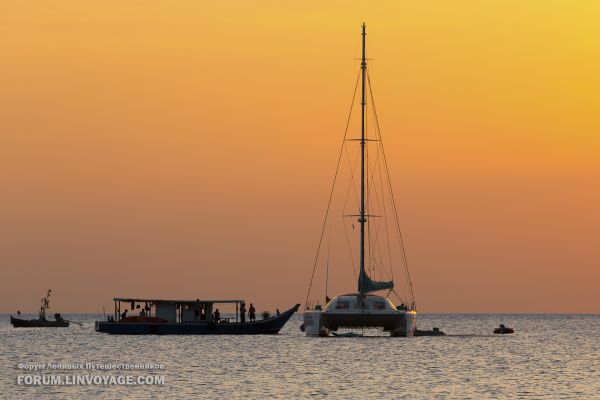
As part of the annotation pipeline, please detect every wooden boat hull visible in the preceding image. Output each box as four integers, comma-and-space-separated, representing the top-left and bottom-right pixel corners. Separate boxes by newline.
10, 316, 69, 328
95, 304, 300, 335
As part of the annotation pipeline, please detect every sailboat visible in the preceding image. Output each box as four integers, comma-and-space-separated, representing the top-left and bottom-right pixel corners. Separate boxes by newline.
302, 24, 417, 337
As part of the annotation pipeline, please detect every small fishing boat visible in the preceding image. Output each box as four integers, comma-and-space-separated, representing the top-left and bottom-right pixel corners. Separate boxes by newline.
95, 298, 299, 335
493, 324, 514, 334
415, 327, 446, 336
10, 289, 70, 328
10, 315, 69, 328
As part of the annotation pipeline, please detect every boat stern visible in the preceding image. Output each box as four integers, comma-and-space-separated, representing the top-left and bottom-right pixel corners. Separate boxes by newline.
391, 310, 417, 337
303, 309, 329, 336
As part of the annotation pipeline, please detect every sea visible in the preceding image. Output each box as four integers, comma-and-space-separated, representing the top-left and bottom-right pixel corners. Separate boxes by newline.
0, 313, 598, 399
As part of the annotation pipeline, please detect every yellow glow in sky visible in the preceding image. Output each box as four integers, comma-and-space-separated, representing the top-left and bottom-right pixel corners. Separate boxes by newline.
0, 1, 598, 312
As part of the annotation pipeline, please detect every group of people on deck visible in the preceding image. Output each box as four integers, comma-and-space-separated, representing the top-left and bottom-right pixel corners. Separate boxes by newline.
120, 303, 151, 320
238, 302, 256, 323
117, 300, 275, 323
191, 300, 258, 323
191, 300, 260, 323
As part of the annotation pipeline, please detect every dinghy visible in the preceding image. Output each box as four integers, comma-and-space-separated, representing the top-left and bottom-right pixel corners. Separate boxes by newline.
493, 324, 514, 334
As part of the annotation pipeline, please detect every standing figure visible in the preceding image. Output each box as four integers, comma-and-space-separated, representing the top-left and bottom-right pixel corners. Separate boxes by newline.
240, 302, 246, 323
248, 303, 256, 322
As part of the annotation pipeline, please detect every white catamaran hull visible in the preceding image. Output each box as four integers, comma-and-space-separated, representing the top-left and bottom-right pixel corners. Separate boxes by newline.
303, 295, 416, 337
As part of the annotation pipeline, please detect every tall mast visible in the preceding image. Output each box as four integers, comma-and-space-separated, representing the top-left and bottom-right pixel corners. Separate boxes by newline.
359, 23, 367, 298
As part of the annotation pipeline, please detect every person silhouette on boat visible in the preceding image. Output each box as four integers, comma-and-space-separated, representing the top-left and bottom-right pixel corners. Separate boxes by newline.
139, 308, 146, 317
240, 302, 246, 323
248, 303, 256, 322
194, 299, 201, 322
121, 309, 128, 320
213, 309, 221, 323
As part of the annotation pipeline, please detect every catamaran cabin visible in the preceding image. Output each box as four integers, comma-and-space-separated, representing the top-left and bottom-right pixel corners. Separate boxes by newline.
322, 294, 409, 312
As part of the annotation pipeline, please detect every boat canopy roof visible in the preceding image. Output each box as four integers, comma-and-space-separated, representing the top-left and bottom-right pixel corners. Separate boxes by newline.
113, 298, 244, 304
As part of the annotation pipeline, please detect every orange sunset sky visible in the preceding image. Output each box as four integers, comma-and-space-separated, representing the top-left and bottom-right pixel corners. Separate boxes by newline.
1, 1, 598, 313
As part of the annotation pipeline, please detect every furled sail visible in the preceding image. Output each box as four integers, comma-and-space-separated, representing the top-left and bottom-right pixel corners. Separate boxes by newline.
358, 269, 394, 293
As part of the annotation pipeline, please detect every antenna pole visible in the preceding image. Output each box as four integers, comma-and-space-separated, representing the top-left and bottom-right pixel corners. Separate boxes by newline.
359, 22, 367, 299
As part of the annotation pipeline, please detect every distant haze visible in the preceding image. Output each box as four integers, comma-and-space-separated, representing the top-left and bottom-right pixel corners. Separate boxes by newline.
1, 1, 598, 313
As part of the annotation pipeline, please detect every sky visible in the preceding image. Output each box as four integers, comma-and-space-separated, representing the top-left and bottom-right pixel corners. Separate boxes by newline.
1, 1, 598, 313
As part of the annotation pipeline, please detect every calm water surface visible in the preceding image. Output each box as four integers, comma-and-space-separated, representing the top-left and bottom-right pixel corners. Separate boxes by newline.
0, 313, 598, 399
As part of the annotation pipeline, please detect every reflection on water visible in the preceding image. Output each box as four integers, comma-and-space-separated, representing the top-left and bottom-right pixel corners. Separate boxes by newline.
1, 314, 598, 399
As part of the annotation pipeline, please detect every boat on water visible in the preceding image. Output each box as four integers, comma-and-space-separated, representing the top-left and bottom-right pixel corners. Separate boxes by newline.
493, 324, 514, 334
415, 327, 446, 336
10, 315, 69, 328
304, 295, 415, 337
303, 24, 417, 337
10, 289, 70, 328
95, 298, 299, 335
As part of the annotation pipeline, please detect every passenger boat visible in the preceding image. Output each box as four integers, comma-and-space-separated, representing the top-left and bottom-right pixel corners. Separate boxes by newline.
302, 24, 417, 337
10, 289, 70, 328
95, 298, 299, 335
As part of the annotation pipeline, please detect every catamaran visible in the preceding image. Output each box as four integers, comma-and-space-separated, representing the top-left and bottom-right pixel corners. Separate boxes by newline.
303, 24, 417, 337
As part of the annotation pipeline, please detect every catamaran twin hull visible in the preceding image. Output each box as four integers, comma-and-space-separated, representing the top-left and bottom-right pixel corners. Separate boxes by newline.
303, 295, 416, 337
304, 310, 416, 337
